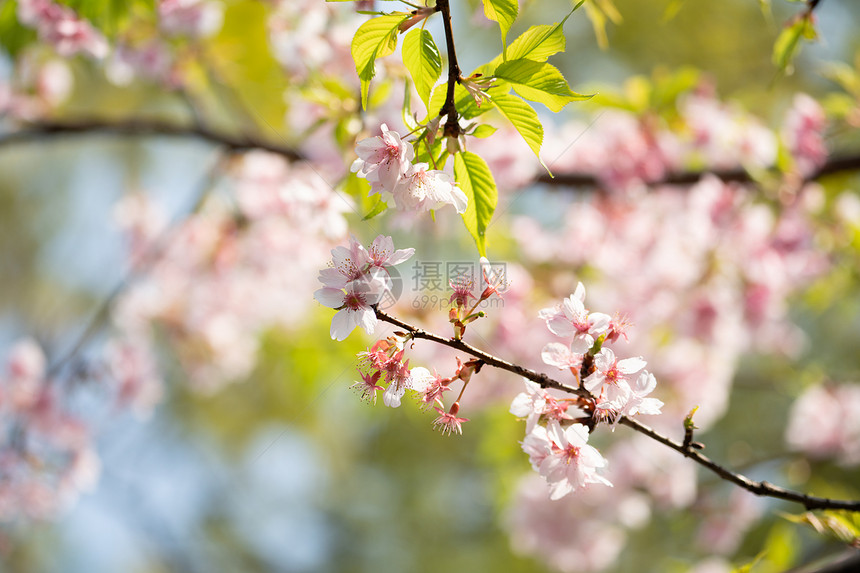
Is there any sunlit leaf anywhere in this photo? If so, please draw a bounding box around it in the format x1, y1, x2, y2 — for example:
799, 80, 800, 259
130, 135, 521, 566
482, 0, 518, 49
454, 151, 498, 256
402, 28, 442, 112
489, 92, 548, 173
773, 13, 816, 74
351, 13, 410, 109
470, 124, 498, 138
493, 59, 591, 112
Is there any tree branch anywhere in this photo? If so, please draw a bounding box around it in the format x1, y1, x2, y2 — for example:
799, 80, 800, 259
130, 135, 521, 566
374, 308, 860, 512
435, 0, 462, 139
0, 118, 304, 161
536, 153, 860, 189
6, 118, 860, 190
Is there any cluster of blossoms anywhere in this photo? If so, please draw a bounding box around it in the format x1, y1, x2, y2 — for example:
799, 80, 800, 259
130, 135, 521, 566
17, 0, 108, 59
510, 283, 663, 500
351, 124, 468, 214
157, 0, 224, 39
353, 337, 475, 435
0, 56, 73, 122
317, 234, 515, 435
785, 382, 860, 466
314, 234, 414, 341
0, 340, 100, 522
109, 151, 351, 395
494, 91, 833, 572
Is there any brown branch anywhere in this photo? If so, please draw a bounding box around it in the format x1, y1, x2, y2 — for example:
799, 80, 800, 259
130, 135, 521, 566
375, 308, 585, 397
5, 119, 860, 190
0, 118, 304, 161
435, 0, 462, 139
536, 152, 860, 189
375, 308, 860, 512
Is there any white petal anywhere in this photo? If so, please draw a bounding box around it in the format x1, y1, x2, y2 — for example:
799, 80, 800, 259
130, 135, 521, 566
541, 342, 574, 369
409, 367, 433, 392
383, 384, 404, 408
386, 248, 415, 266
314, 288, 345, 309
330, 309, 355, 341
356, 307, 377, 335
565, 423, 591, 448
618, 356, 647, 374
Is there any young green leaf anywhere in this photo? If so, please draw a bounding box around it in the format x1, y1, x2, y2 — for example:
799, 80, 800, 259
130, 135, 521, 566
402, 28, 443, 112
583, 0, 622, 50
363, 199, 389, 220
470, 124, 498, 138
454, 151, 498, 257
482, 0, 518, 48
493, 59, 591, 112
351, 13, 410, 109
490, 92, 549, 173
773, 13, 816, 74
490, 7, 579, 67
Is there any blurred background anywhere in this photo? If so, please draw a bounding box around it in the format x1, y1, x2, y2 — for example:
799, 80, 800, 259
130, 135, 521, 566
2, 0, 860, 571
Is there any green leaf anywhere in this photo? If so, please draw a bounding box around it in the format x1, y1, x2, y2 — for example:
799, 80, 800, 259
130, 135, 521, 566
363, 199, 389, 220
482, 0, 518, 48
470, 124, 498, 138
402, 28, 442, 113
351, 13, 410, 109
493, 59, 591, 112
583, 0, 622, 50
454, 151, 498, 256
773, 14, 816, 73
490, 92, 548, 173
493, 7, 578, 66
0, 0, 37, 56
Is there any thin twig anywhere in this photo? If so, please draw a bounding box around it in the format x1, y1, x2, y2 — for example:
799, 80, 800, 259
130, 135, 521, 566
374, 308, 860, 512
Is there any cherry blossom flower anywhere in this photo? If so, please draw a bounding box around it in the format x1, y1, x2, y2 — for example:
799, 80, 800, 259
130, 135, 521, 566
433, 403, 469, 435
17, 0, 109, 59
540, 342, 582, 373
449, 275, 476, 307
477, 256, 507, 300
318, 234, 371, 288
785, 382, 860, 466
461, 73, 495, 107
381, 358, 412, 408
351, 123, 415, 194
522, 420, 611, 499
510, 379, 548, 432
539, 283, 610, 353
158, 0, 224, 38
409, 366, 452, 409
392, 163, 468, 214
583, 348, 646, 397
367, 234, 414, 268
782, 93, 827, 177
351, 371, 384, 404
511, 379, 577, 433
314, 280, 383, 341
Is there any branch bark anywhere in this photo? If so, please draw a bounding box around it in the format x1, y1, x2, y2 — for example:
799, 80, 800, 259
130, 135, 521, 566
435, 0, 462, 139
375, 308, 860, 512
4, 118, 859, 189
0, 118, 304, 161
